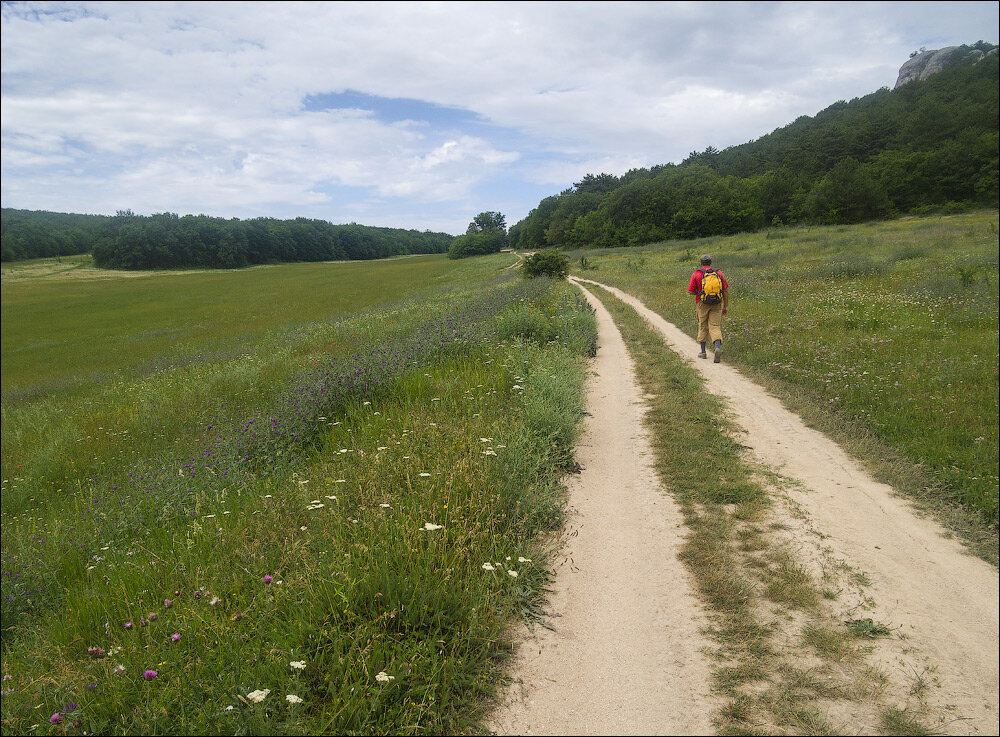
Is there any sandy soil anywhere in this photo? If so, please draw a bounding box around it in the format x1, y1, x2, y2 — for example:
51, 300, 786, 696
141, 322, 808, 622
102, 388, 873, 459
539, 277, 999, 735
487, 281, 719, 736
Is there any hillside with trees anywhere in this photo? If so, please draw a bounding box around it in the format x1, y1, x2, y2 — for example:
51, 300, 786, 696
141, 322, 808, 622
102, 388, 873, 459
509, 42, 998, 250
1, 209, 452, 267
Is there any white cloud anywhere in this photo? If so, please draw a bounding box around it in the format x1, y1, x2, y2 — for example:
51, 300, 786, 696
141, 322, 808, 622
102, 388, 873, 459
2, 1, 997, 232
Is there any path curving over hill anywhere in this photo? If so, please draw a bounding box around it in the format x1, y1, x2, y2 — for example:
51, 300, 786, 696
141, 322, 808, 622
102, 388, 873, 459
560, 277, 998, 735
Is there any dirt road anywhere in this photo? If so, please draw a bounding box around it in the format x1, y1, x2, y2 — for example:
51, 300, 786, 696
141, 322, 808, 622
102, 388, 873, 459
488, 278, 999, 735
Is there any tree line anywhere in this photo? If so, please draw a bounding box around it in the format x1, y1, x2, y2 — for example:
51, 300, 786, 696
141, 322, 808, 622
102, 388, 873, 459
1, 209, 453, 267
510, 42, 998, 250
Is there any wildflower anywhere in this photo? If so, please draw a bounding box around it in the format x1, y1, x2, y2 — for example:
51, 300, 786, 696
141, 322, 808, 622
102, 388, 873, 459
419, 472, 431, 477
113, 665, 126, 675
508, 570, 518, 578
263, 575, 273, 584
421, 522, 443, 531
209, 596, 220, 607
518, 557, 532, 563
171, 633, 181, 643
147, 612, 158, 621
124, 621, 133, 630
139, 617, 148, 627
247, 688, 270, 703
375, 671, 394, 682
144, 670, 157, 681
286, 694, 303, 704
482, 563, 495, 571
232, 611, 244, 621
380, 503, 391, 508
50, 713, 62, 724
289, 660, 306, 671
163, 599, 172, 608
88, 646, 107, 659
86, 682, 98, 691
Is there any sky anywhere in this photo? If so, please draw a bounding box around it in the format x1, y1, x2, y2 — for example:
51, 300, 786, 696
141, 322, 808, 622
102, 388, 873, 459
2, 1, 998, 235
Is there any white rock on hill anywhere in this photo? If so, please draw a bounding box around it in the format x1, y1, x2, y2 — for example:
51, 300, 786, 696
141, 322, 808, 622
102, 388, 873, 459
895, 45, 997, 87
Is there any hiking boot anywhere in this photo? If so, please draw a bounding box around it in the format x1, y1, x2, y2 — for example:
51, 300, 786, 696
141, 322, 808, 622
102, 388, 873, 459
698, 351, 707, 359
713, 343, 722, 363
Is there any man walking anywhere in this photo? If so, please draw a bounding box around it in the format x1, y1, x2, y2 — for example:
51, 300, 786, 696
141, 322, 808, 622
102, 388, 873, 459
687, 254, 729, 363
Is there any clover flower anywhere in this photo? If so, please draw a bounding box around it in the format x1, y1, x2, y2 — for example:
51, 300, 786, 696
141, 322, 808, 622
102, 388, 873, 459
263, 574, 273, 584
171, 633, 181, 643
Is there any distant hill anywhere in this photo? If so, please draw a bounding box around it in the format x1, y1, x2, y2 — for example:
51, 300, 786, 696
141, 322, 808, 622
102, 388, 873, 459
510, 41, 998, 250
1, 209, 453, 267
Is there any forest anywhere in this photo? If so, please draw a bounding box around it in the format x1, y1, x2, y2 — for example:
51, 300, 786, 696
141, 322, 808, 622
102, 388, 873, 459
0, 209, 453, 267
509, 42, 998, 250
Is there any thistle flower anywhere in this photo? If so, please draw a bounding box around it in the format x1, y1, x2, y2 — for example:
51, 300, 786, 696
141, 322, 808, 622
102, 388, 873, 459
263, 574, 273, 584
144, 670, 157, 681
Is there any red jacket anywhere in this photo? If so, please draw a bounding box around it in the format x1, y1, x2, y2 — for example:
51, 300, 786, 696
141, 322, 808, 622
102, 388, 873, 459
688, 268, 729, 304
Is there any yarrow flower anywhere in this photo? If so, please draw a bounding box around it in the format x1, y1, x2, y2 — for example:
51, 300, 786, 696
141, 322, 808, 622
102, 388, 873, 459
375, 671, 394, 682
421, 522, 443, 531
482, 563, 495, 571
286, 694, 303, 704
289, 660, 306, 671
508, 570, 518, 578
247, 688, 270, 703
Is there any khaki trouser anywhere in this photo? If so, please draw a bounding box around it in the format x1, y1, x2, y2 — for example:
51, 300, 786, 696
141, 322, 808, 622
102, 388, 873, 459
696, 301, 723, 344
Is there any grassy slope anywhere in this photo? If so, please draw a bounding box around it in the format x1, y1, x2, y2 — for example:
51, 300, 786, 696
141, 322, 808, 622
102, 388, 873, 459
567, 211, 999, 559
0, 254, 597, 735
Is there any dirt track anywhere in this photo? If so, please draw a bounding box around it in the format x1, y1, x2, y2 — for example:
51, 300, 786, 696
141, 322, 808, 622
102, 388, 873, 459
488, 278, 999, 735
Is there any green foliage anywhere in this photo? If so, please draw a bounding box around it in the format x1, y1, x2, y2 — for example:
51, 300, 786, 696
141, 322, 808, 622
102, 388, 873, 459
522, 251, 569, 279
511, 45, 998, 248
449, 212, 509, 259
2, 208, 454, 267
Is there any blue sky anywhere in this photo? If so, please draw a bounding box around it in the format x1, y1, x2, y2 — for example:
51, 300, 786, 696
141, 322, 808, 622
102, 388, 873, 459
2, 1, 998, 235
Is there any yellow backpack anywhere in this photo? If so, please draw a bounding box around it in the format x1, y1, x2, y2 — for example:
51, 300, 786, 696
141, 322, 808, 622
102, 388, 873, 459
699, 269, 723, 305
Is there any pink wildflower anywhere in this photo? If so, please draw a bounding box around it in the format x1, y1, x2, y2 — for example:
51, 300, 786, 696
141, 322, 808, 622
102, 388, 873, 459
144, 670, 157, 681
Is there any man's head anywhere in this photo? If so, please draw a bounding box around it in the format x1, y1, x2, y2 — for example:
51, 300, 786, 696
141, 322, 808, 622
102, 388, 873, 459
699, 254, 712, 266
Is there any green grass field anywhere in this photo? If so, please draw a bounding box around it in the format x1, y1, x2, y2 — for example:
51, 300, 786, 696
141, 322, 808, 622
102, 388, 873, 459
568, 210, 999, 553
1, 253, 597, 735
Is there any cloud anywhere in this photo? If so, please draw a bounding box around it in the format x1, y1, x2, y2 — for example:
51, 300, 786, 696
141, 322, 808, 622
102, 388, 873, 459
2, 1, 997, 231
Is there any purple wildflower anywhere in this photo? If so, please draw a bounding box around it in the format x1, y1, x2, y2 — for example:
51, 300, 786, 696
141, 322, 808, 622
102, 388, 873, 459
144, 670, 157, 681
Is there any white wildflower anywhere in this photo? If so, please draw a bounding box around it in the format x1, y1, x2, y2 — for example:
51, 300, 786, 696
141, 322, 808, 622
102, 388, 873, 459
421, 522, 443, 531
517, 557, 532, 563
286, 694, 303, 704
482, 563, 495, 571
375, 671, 394, 682
247, 689, 270, 703
508, 570, 518, 578
289, 660, 306, 671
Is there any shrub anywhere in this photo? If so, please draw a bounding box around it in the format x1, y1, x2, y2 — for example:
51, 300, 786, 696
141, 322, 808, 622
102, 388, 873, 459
522, 251, 569, 279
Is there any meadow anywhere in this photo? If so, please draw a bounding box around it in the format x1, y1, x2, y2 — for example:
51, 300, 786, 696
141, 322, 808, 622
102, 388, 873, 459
568, 210, 999, 556
1, 253, 597, 735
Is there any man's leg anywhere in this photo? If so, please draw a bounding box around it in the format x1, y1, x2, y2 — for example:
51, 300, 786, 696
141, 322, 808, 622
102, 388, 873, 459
708, 306, 723, 362
696, 303, 709, 358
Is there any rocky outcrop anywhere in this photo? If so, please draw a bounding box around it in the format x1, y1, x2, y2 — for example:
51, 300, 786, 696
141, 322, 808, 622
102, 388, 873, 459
895, 45, 998, 88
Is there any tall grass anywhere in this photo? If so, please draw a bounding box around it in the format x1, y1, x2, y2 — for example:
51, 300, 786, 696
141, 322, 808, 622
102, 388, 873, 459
567, 211, 999, 552
0, 256, 596, 735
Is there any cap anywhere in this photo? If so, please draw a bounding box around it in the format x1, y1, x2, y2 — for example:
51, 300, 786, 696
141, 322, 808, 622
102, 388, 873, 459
699, 254, 712, 264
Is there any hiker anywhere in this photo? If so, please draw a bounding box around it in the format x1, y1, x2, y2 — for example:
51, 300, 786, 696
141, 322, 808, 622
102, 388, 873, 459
687, 254, 729, 363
